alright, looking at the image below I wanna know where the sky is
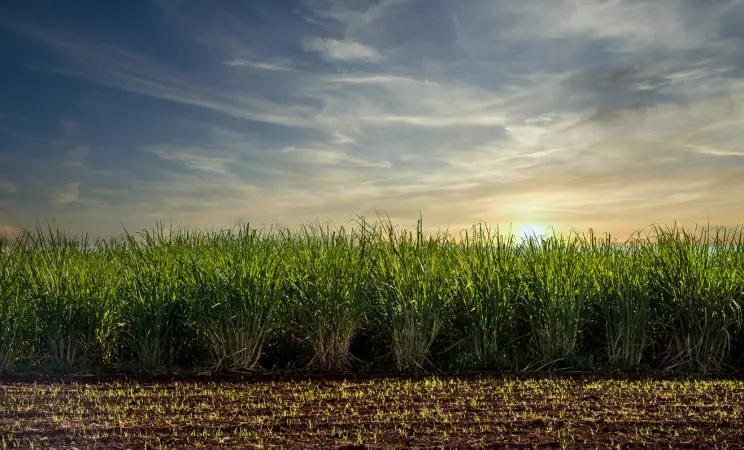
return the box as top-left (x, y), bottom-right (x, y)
top-left (1, 0), bottom-right (744, 240)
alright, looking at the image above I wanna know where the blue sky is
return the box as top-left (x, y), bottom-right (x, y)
top-left (1, 0), bottom-right (744, 239)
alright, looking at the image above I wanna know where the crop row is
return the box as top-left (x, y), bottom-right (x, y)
top-left (1, 217), bottom-right (743, 374)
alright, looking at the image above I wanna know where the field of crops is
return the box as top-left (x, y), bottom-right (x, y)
top-left (1, 217), bottom-right (743, 375)
top-left (1, 374), bottom-right (743, 448)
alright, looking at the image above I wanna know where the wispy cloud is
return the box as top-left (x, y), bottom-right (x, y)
top-left (302, 37), bottom-right (383, 62)
top-left (65, 145), bottom-right (89, 168)
top-left (689, 145), bottom-right (744, 157)
top-left (50, 182), bottom-right (81, 206)
top-left (504, 204), bottom-right (590, 215)
top-left (2, 0), bottom-right (744, 238)
top-left (141, 145), bottom-right (239, 178)
top-left (281, 145), bottom-right (392, 168)
top-left (222, 58), bottom-right (295, 71)
top-left (1, 22), bottom-right (317, 128)
top-left (0, 180), bottom-right (16, 196)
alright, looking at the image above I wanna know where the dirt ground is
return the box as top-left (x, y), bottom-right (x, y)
top-left (1, 373), bottom-right (743, 449)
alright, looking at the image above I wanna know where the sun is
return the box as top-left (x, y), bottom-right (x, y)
top-left (516, 224), bottom-right (547, 241)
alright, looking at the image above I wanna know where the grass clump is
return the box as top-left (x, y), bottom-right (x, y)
top-left (116, 225), bottom-right (197, 372)
top-left (593, 236), bottom-right (652, 370)
top-left (453, 224), bottom-right (522, 369)
top-left (520, 230), bottom-right (592, 368)
top-left (0, 235), bottom-right (27, 371)
top-left (647, 224), bottom-right (743, 372)
top-left (18, 226), bottom-right (111, 368)
top-left (281, 222), bottom-right (372, 372)
top-left (186, 225), bottom-right (282, 372)
top-left (371, 217), bottom-right (456, 371)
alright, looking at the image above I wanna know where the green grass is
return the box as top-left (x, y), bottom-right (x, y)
top-left (371, 216), bottom-right (456, 371)
top-left (594, 236), bottom-right (652, 370)
top-left (0, 234), bottom-right (26, 371)
top-left (0, 217), bottom-right (742, 374)
top-left (184, 224), bottom-right (282, 372)
top-left (646, 224), bottom-right (744, 372)
top-left (452, 224), bottom-right (522, 369)
top-left (282, 221), bottom-right (372, 371)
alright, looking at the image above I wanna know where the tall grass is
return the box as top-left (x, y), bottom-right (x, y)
top-left (1, 218), bottom-right (743, 374)
top-left (186, 225), bottom-right (282, 372)
top-left (454, 224), bottom-right (522, 368)
top-left (19, 226), bottom-right (109, 367)
top-left (281, 222), bottom-right (372, 371)
top-left (0, 235), bottom-right (26, 371)
top-left (371, 217), bottom-right (455, 371)
top-left (520, 231), bottom-right (591, 367)
top-left (594, 237), bottom-right (652, 370)
top-left (117, 225), bottom-right (196, 372)
top-left (647, 224), bottom-right (743, 372)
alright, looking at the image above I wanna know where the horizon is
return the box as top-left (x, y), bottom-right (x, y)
top-left (3, 217), bottom-right (744, 250)
top-left (1, 0), bottom-right (743, 240)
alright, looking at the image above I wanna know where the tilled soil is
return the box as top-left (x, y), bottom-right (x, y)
top-left (0, 374), bottom-right (743, 449)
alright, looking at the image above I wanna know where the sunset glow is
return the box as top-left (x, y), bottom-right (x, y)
top-left (1, 1), bottom-right (743, 238)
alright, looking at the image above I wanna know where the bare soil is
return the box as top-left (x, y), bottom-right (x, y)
top-left (1, 373), bottom-right (743, 448)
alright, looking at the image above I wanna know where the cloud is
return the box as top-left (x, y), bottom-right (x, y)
top-left (304, 0), bottom-right (414, 39)
top-left (141, 145), bottom-right (238, 178)
top-left (50, 182), bottom-right (81, 206)
top-left (222, 58), bottom-right (295, 71)
top-left (504, 204), bottom-right (590, 215)
top-left (688, 144), bottom-right (744, 157)
top-left (302, 37), bottom-right (383, 61)
top-left (65, 145), bottom-right (90, 168)
top-left (1, 22), bottom-right (318, 128)
top-left (0, 180), bottom-right (16, 196)
top-left (3, 0), bottom-right (744, 239)
top-left (452, 0), bottom-right (732, 55)
top-left (280, 145), bottom-right (392, 168)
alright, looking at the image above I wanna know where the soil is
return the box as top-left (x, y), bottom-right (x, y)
top-left (0, 373), bottom-right (743, 449)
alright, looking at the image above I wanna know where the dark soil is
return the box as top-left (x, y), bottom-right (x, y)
top-left (1, 373), bottom-right (743, 448)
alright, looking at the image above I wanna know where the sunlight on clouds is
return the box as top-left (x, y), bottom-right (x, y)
top-left (2, 0), bottom-right (744, 239)
top-left (50, 183), bottom-right (81, 207)
top-left (313, 73), bottom-right (510, 129)
top-left (280, 146), bottom-right (392, 168)
top-left (688, 145), bottom-right (744, 157)
top-left (505, 204), bottom-right (590, 215)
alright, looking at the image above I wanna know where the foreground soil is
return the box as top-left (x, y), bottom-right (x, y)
top-left (1, 373), bottom-right (743, 449)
